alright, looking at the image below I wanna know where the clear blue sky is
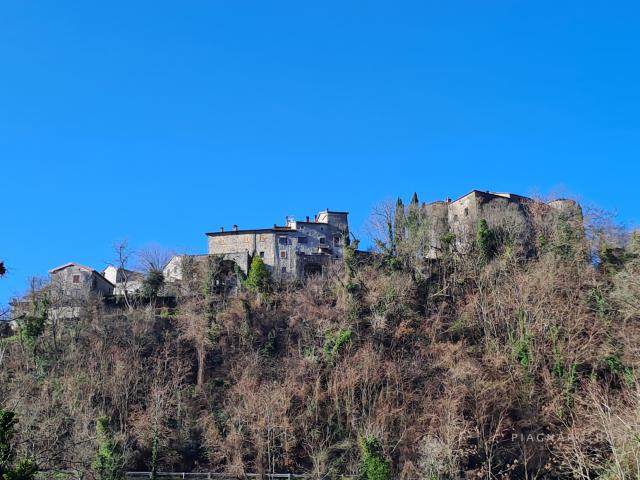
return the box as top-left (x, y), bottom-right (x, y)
top-left (2, 1), bottom-right (639, 306)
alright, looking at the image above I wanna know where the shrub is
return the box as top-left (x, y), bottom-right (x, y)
top-left (359, 435), bottom-right (391, 480)
top-left (93, 417), bottom-right (123, 480)
top-left (323, 328), bottom-right (352, 362)
top-left (476, 219), bottom-right (495, 260)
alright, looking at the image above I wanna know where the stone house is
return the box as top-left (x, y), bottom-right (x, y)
top-left (49, 263), bottom-right (114, 298)
top-left (205, 209), bottom-right (350, 279)
top-left (47, 263), bottom-right (114, 319)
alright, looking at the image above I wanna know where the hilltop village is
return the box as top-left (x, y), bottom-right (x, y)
top-left (11, 188), bottom-right (640, 480)
top-left (11, 190), bottom-right (582, 319)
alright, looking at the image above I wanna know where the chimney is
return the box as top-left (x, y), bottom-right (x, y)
top-left (232, 225), bottom-right (238, 232)
top-left (220, 227), bottom-right (224, 232)
top-left (306, 216), bottom-right (310, 222)
top-left (446, 197), bottom-right (451, 203)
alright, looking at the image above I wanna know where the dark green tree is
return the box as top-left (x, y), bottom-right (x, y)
top-left (245, 256), bottom-right (270, 293)
top-left (0, 409), bottom-right (37, 480)
top-left (476, 219), bottom-right (495, 261)
top-left (142, 270), bottom-right (165, 300)
top-left (393, 198), bottom-right (405, 256)
top-left (407, 193), bottom-right (420, 232)
top-left (17, 296), bottom-right (48, 363)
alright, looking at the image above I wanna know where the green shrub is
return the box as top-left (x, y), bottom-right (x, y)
top-left (359, 435), bottom-right (391, 480)
top-left (323, 328), bottom-right (353, 362)
top-left (605, 354), bottom-right (635, 387)
top-left (4, 459), bottom-right (37, 480)
top-left (93, 417), bottom-right (123, 480)
top-left (549, 326), bottom-right (564, 377)
top-left (18, 296), bottom-right (48, 348)
top-left (511, 308), bottom-right (532, 373)
top-left (476, 219), bottom-right (495, 261)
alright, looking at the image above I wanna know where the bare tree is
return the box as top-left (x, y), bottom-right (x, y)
top-left (113, 240), bottom-right (135, 311)
top-left (366, 199), bottom-right (396, 256)
top-left (136, 244), bottom-right (174, 274)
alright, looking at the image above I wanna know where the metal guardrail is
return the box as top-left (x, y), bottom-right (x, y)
top-left (127, 473), bottom-right (355, 480)
top-left (128, 474), bottom-right (305, 479)
top-left (37, 470), bottom-right (356, 480)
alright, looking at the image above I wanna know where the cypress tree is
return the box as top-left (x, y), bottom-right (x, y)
top-left (407, 193), bottom-right (420, 232)
top-left (245, 256), bottom-right (270, 293)
top-left (393, 198), bottom-right (405, 255)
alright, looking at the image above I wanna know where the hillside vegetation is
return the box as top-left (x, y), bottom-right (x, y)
top-left (2, 199), bottom-right (640, 479)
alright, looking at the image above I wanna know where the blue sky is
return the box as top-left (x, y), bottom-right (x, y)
top-left (1, 1), bottom-right (639, 306)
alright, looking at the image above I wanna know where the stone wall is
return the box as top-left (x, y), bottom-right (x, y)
top-left (207, 211), bottom-right (349, 279)
top-left (421, 191), bottom-right (577, 258)
top-left (50, 266), bottom-right (113, 300)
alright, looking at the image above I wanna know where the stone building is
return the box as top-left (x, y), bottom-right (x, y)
top-left (49, 263), bottom-right (114, 298)
top-left (47, 263), bottom-right (114, 319)
top-left (205, 209), bottom-right (350, 279)
top-left (422, 190), bottom-right (582, 258)
top-left (102, 265), bottom-right (145, 296)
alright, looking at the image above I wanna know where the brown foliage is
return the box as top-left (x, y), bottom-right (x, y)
top-left (2, 210), bottom-right (639, 478)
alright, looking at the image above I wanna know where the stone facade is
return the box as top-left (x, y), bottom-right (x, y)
top-left (49, 263), bottom-right (114, 299)
top-left (206, 209), bottom-right (350, 279)
top-left (423, 191), bottom-right (582, 258)
top-left (47, 263), bottom-right (114, 319)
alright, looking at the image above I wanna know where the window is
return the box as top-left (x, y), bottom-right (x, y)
top-left (281, 267), bottom-right (287, 273)
top-left (259, 251), bottom-right (265, 258)
top-left (333, 235), bottom-right (341, 246)
top-left (279, 237), bottom-right (288, 245)
top-left (72, 274), bottom-right (80, 284)
top-left (298, 236), bottom-right (307, 244)
top-left (280, 251), bottom-right (287, 259)
top-left (319, 237), bottom-right (326, 244)
top-left (464, 208), bottom-right (469, 217)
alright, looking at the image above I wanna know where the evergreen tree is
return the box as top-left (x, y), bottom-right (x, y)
top-left (393, 198), bottom-right (405, 255)
top-left (407, 192), bottom-right (420, 236)
top-left (142, 270), bottom-right (165, 299)
top-left (0, 409), bottom-right (37, 480)
top-left (245, 256), bottom-right (270, 293)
